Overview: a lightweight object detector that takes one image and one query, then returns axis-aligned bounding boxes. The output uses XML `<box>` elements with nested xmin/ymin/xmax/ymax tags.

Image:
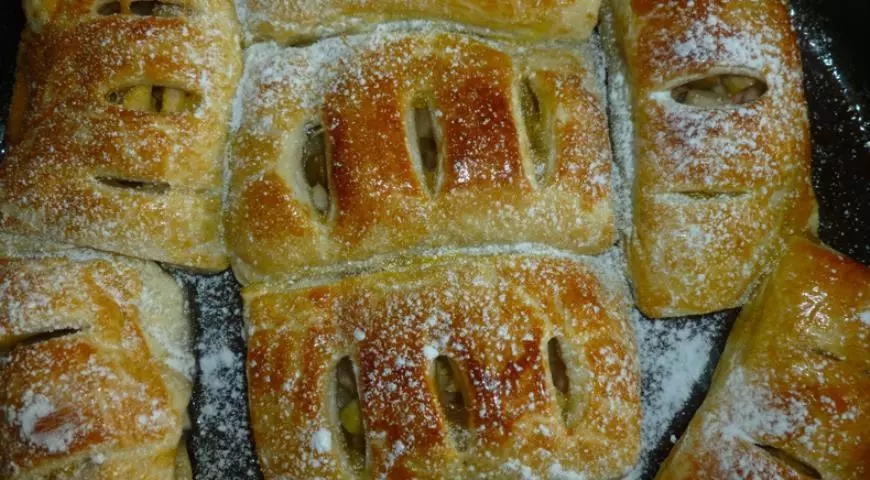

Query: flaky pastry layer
<box><xmin>1</xmin><ymin>4</ymin><xmax>242</xmax><ymax>271</ymax></box>
<box><xmin>228</xmin><ymin>31</ymin><xmax>616</xmax><ymax>284</ymax></box>
<box><xmin>238</xmin><ymin>0</ymin><xmax>601</xmax><ymax>45</ymax></box>
<box><xmin>603</xmin><ymin>0</ymin><xmax>816</xmax><ymax>317</ymax></box>
<box><xmin>0</xmin><ymin>248</ymin><xmax>193</xmax><ymax>479</ymax></box>
<box><xmin>245</xmin><ymin>254</ymin><xmax>640</xmax><ymax>479</ymax></box>
<box><xmin>657</xmin><ymin>237</ymin><xmax>870</xmax><ymax>479</ymax></box>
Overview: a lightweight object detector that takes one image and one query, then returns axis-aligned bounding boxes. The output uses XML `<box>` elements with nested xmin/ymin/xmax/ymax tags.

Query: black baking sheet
<box><xmin>1</xmin><ymin>0</ymin><xmax>868</xmax><ymax>478</ymax></box>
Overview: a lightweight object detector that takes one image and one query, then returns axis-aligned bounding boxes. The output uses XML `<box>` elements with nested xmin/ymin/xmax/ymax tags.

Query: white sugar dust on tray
<box><xmin>171</xmin><ymin>270</ymin><xmax>261</xmax><ymax>480</ymax></box>
<box><xmin>625</xmin><ymin>309</ymin><xmax>736</xmax><ymax>479</ymax></box>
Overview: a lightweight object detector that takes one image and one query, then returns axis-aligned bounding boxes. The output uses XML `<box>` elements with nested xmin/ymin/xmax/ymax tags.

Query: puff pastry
<box><xmin>245</xmin><ymin>253</ymin><xmax>640</xmax><ymax>479</ymax></box>
<box><xmin>228</xmin><ymin>31</ymin><xmax>615</xmax><ymax>284</ymax></box>
<box><xmin>1</xmin><ymin>1</ymin><xmax>242</xmax><ymax>271</ymax></box>
<box><xmin>603</xmin><ymin>0</ymin><xmax>816</xmax><ymax>317</ymax></box>
<box><xmin>21</xmin><ymin>0</ymin><xmax>236</xmax><ymax>33</ymax></box>
<box><xmin>657</xmin><ymin>236</ymin><xmax>870</xmax><ymax>479</ymax></box>
<box><xmin>237</xmin><ymin>0</ymin><xmax>601</xmax><ymax>45</ymax></box>
<box><xmin>0</xmin><ymin>245</ymin><xmax>194</xmax><ymax>478</ymax></box>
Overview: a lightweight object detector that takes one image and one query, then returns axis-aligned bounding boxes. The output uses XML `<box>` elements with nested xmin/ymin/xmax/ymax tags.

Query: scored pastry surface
<box><xmin>21</xmin><ymin>0</ymin><xmax>236</xmax><ymax>33</ymax></box>
<box><xmin>228</xmin><ymin>30</ymin><xmax>616</xmax><ymax>284</ymax></box>
<box><xmin>603</xmin><ymin>0</ymin><xmax>816</xmax><ymax>318</ymax></box>
<box><xmin>0</xmin><ymin>1</ymin><xmax>242</xmax><ymax>271</ymax></box>
<box><xmin>0</xmin><ymin>245</ymin><xmax>194</xmax><ymax>479</ymax></box>
<box><xmin>246</xmin><ymin>253</ymin><xmax>640</xmax><ymax>479</ymax></box>
<box><xmin>237</xmin><ymin>0</ymin><xmax>602</xmax><ymax>45</ymax></box>
<box><xmin>657</xmin><ymin>236</ymin><xmax>870</xmax><ymax>479</ymax></box>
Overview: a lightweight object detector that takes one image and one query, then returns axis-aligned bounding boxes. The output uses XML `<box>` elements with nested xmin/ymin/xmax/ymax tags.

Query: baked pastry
<box><xmin>0</xmin><ymin>242</ymin><xmax>194</xmax><ymax>479</ymax></box>
<box><xmin>602</xmin><ymin>0</ymin><xmax>817</xmax><ymax>317</ymax></box>
<box><xmin>245</xmin><ymin>253</ymin><xmax>640</xmax><ymax>479</ymax></box>
<box><xmin>227</xmin><ymin>31</ymin><xmax>616</xmax><ymax>284</ymax></box>
<box><xmin>246</xmin><ymin>253</ymin><xmax>638</xmax><ymax>478</ymax></box>
<box><xmin>656</xmin><ymin>236</ymin><xmax>870</xmax><ymax>479</ymax></box>
<box><xmin>237</xmin><ymin>0</ymin><xmax>602</xmax><ymax>45</ymax></box>
<box><xmin>20</xmin><ymin>0</ymin><xmax>234</xmax><ymax>33</ymax></box>
<box><xmin>0</xmin><ymin>0</ymin><xmax>242</xmax><ymax>271</ymax></box>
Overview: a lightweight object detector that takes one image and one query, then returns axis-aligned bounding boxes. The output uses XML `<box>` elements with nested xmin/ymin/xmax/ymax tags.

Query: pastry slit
<box><xmin>129</xmin><ymin>0</ymin><xmax>187</xmax><ymax>16</ymax></box>
<box><xmin>432</xmin><ymin>355</ymin><xmax>470</xmax><ymax>449</ymax></box>
<box><xmin>97</xmin><ymin>0</ymin><xmax>185</xmax><ymax>16</ymax></box>
<box><xmin>547</xmin><ymin>337</ymin><xmax>571</xmax><ymax>424</ymax></box>
<box><xmin>1</xmin><ymin>328</ymin><xmax>80</xmax><ymax>355</ymax></box>
<box><xmin>410</xmin><ymin>101</ymin><xmax>442</xmax><ymax>195</ymax></box>
<box><xmin>97</xmin><ymin>1</ymin><xmax>123</xmax><ymax>15</ymax></box>
<box><xmin>753</xmin><ymin>444</ymin><xmax>822</xmax><ymax>479</ymax></box>
<box><xmin>301</xmin><ymin>121</ymin><xmax>331</xmax><ymax>219</ymax></box>
<box><xmin>94</xmin><ymin>176</ymin><xmax>171</xmax><ymax>194</ymax></box>
<box><xmin>108</xmin><ymin>85</ymin><xmax>196</xmax><ymax>113</ymax></box>
<box><xmin>334</xmin><ymin>356</ymin><xmax>366</xmax><ymax>474</ymax></box>
<box><xmin>810</xmin><ymin>347</ymin><xmax>845</xmax><ymax>362</ymax></box>
<box><xmin>656</xmin><ymin>191</ymin><xmax>750</xmax><ymax>202</ymax></box>
<box><xmin>671</xmin><ymin>74</ymin><xmax>768</xmax><ymax>107</ymax></box>
<box><xmin>519</xmin><ymin>77</ymin><xmax>554</xmax><ymax>185</ymax></box>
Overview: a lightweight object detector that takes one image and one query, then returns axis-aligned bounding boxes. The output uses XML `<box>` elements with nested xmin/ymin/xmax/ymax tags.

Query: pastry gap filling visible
<box><xmin>671</xmin><ymin>74</ymin><xmax>768</xmax><ymax>107</ymax></box>
<box><xmin>94</xmin><ymin>176</ymin><xmax>171</xmax><ymax>194</ymax></box>
<box><xmin>97</xmin><ymin>0</ymin><xmax>187</xmax><ymax>16</ymax></box>
<box><xmin>301</xmin><ymin>121</ymin><xmax>331</xmax><ymax>219</ymax></box>
<box><xmin>753</xmin><ymin>444</ymin><xmax>822</xmax><ymax>479</ymax></box>
<box><xmin>334</xmin><ymin>356</ymin><xmax>366</xmax><ymax>474</ymax></box>
<box><xmin>107</xmin><ymin>85</ymin><xmax>198</xmax><ymax>114</ymax></box>
<box><xmin>432</xmin><ymin>355</ymin><xmax>471</xmax><ymax>449</ymax></box>
<box><xmin>519</xmin><ymin>77</ymin><xmax>554</xmax><ymax>184</ymax></box>
<box><xmin>547</xmin><ymin>337</ymin><xmax>571</xmax><ymax>424</ymax></box>
<box><xmin>409</xmin><ymin>100</ymin><xmax>442</xmax><ymax>195</ymax></box>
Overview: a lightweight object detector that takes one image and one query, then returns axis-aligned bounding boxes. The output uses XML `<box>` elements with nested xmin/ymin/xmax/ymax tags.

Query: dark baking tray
<box><xmin>1</xmin><ymin>1</ymin><xmax>868</xmax><ymax>478</ymax></box>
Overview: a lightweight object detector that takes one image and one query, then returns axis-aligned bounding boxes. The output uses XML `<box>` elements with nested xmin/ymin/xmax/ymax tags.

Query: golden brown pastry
<box><xmin>656</xmin><ymin>236</ymin><xmax>870</xmax><ymax>479</ymax></box>
<box><xmin>602</xmin><ymin>0</ymin><xmax>816</xmax><ymax>317</ymax></box>
<box><xmin>21</xmin><ymin>0</ymin><xmax>233</xmax><ymax>33</ymax></box>
<box><xmin>237</xmin><ymin>0</ymin><xmax>602</xmax><ymax>45</ymax></box>
<box><xmin>0</xmin><ymin>245</ymin><xmax>194</xmax><ymax>479</ymax></box>
<box><xmin>245</xmin><ymin>253</ymin><xmax>640</xmax><ymax>479</ymax></box>
<box><xmin>0</xmin><ymin>0</ymin><xmax>242</xmax><ymax>271</ymax></box>
<box><xmin>227</xmin><ymin>31</ymin><xmax>616</xmax><ymax>284</ymax></box>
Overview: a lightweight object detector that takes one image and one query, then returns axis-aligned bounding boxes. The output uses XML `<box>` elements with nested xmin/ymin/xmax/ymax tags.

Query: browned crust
<box><xmin>22</xmin><ymin>0</ymin><xmax>236</xmax><ymax>32</ymax></box>
<box><xmin>605</xmin><ymin>0</ymin><xmax>817</xmax><ymax>317</ymax></box>
<box><xmin>239</xmin><ymin>0</ymin><xmax>601</xmax><ymax>45</ymax></box>
<box><xmin>0</xmin><ymin>254</ymin><xmax>192</xmax><ymax>479</ymax></box>
<box><xmin>245</xmin><ymin>254</ymin><xmax>640</xmax><ymax>479</ymax></box>
<box><xmin>657</xmin><ymin>236</ymin><xmax>870</xmax><ymax>479</ymax></box>
<box><xmin>228</xmin><ymin>32</ymin><xmax>616</xmax><ymax>284</ymax></box>
<box><xmin>0</xmin><ymin>6</ymin><xmax>241</xmax><ymax>270</ymax></box>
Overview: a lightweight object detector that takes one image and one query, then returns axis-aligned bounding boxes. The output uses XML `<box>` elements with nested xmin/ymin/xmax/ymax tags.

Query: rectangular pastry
<box><xmin>237</xmin><ymin>0</ymin><xmax>602</xmax><ymax>45</ymax></box>
<box><xmin>656</xmin><ymin>236</ymin><xmax>870</xmax><ymax>479</ymax></box>
<box><xmin>0</xmin><ymin>244</ymin><xmax>194</xmax><ymax>478</ymax></box>
<box><xmin>0</xmin><ymin>1</ymin><xmax>242</xmax><ymax>271</ymax></box>
<box><xmin>245</xmin><ymin>253</ymin><xmax>640</xmax><ymax>479</ymax></box>
<box><xmin>602</xmin><ymin>0</ymin><xmax>817</xmax><ymax>317</ymax></box>
<box><xmin>227</xmin><ymin>31</ymin><xmax>616</xmax><ymax>284</ymax></box>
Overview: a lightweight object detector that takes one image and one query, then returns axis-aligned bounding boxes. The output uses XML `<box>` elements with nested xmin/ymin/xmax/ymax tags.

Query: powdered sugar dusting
<box><xmin>174</xmin><ymin>270</ymin><xmax>261</xmax><ymax>480</ymax></box>
<box><xmin>311</xmin><ymin>428</ymin><xmax>332</xmax><ymax>453</ymax></box>
<box><xmin>601</xmin><ymin>4</ymin><xmax>636</xmax><ymax>238</ymax></box>
<box><xmin>6</xmin><ymin>390</ymin><xmax>77</xmax><ymax>454</ymax></box>
<box><xmin>624</xmin><ymin>310</ymin><xmax>732</xmax><ymax>479</ymax></box>
<box><xmin>246</xmin><ymin>253</ymin><xmax>639</xmax><ymax>478</ymax></box>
